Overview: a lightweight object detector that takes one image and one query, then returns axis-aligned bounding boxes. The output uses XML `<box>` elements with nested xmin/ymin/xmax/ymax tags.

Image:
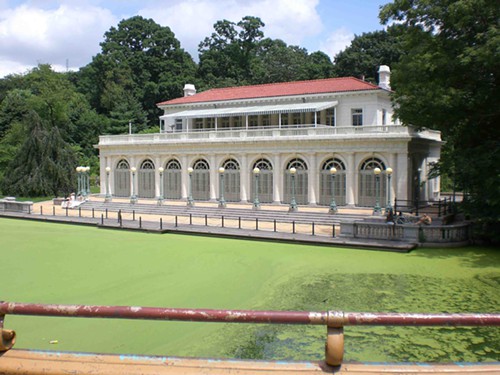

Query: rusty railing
<box><xmin>1</xmin><ymin>301</ymin><xmax>499</xmax><ymax>366</ymax></box>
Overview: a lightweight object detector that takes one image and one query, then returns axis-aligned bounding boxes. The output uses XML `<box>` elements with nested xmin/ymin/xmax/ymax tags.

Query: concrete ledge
<box><xmin>0</xmin><ymin>199</ymin><xmax>33</xmax><ymax>213</ymax></box>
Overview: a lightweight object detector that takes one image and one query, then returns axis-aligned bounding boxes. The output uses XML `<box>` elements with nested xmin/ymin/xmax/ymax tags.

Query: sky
<box><xmin>0</xmin><ymin>0</ymin><xmax>390</xmax><ymax>78</ymax></box>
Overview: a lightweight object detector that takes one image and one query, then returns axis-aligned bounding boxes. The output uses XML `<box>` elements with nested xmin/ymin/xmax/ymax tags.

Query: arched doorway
<box><xmin>358</xmin><ymin>158</ymin><xmax>387</xmax><ymax>207</ymax></box>
<box><xmin>138</xmin><ymin>159</ymin><xmax>155</xmax><ymax>198</ymax></box>
<box><xmin>251</xmin><ymin>158</ymin><xmax>273</xmax><ymax>203</ymax></box>
<box><xmin>114</xmin><ymin>159</ymin><xmax>130</xmax><ymax>197</ymax></box>
<box><xmin>319</xmin><ymin>158</ymin><xmax>346</xmax><ymax>206</ymax></box>
<box><xmin>165</xmin><ymin>159</ymin><xmax>182</xmax><ymax>199</ymax></box>
<box><xmin>192</xmin><ymin>159</ymin><xmax>210</xmax><ymax>201</ymax></box>
<box><xmin>283</xmin><ymin>158</ymin><xmax>308</xmax><ymax>204</ymax></box>
<box><xmin>222</xmin><ymin>159</ymin><xmax>240</xmax><ymax>202</ymax></box>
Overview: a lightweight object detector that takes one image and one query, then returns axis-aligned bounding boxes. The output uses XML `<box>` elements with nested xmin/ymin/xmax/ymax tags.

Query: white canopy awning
<box><xmin>161</xmin><ymin>101</ymin><xmax>338</xmax><ymax>120</ymax></box>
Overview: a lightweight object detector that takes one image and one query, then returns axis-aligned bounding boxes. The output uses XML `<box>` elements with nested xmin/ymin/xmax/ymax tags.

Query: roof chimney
<box><xmin>378</xmin><ymin>65</ymin><xmax>391</xmax><ymax>90</ymax></box>
<box><xmin>183</xmin><ymin>84</ymin><xmax>196</xmax><ymax>97</ymax></box>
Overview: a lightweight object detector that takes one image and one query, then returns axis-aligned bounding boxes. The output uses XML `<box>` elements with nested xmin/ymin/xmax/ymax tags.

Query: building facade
<box><xmin>97</xmin><ymin>66</ymin><xmax>442</xmax><ymax>208</ymax></box>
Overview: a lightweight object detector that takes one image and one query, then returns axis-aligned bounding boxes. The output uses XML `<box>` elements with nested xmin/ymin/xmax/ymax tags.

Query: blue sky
<box><xmin>0</xmin><ymin>0</ymin><xmax>390</xmax><ymax>77</ymax></box>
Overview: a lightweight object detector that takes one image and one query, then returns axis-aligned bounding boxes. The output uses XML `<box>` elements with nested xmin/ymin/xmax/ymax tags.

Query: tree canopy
<box><xmin>380</xmin><ymin>0</ymin><xmax>499</xmax><ymax>240</ymax></box>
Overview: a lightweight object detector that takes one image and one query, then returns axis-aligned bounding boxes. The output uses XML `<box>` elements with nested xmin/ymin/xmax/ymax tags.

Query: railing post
<box><xmin>293</xmin><ymin>220</ymin><xmax>295</xmax><ymax>234</ymax></box>
<box><xmin>100</xmin><ymin>213</ymin><xmax>103</xmax><ymax>225</ymax></box>
<box><xmin>66</xmin><ymin>206</ymin><xmax>68</xmax><ymax>217</ymax></box>
<box><xmin>256</xmin><ymin>218</ymin><xmax>258</xmax><ymax>231</ymax></box>
<box><xmin>40</xmin><ymin>206</ymin><xmax>42</xmax><ymax>215</ymax></box>
<box><xmin>205</xmin><ymin>214</ymin><xmax>208</xmax><ymax>226</ymax></box>
<box><xmin>53</xmin><ymin>206</ymin><xmax>55</xmax><ymax>216</ymax></box>
<box><xmin>139</xmin><ymin>217</ymin><xmax>142</xmax><ymax>229</ymax></box>
<box><xmin>238</xmin><ymin>217</ymin><xmax>241</xmax><ymax>229</ymax></box>
<box><xmin>133</xmin><ymin>210</ymin><xmax>135</xmax><ymax>221</ymax></box>
<box><xmin>332</xmin><ymin>224</ymin><xmax>335</xmax><ymax>238</ymax></box>
<box><xmin>79</xmin><ymin>207</ymin><xmax>81</xmax><ymax>217</ymax></box>
<box><xmin>105</xmin><ymin>208</ymin><xmax>108</xmax><ymax>219</ymax></box>
<box><xmin>190</xmin><ymin>213</ymin><xmax>192</xmax><ymax>225</ymax></box>
<box><xmin>274</xmin><ymin>219</ymin><xmax>276</xmax><ymax>232</ymax></box>
<box><xmin>160</xmin><ymin>217</ymin><xmax>163</xmax><ymax>230</ymax></box>
<box><xmin>92</xmin><ymin>208</ymin><xmax>95</xmax><ymax>218</ymax></box>
<box><xmin>312</xmin><ymin>222</ymin><xmax>315</xmax><ymax>236</ymax></box>
<box><xmin>222</xmin><ymin>216</ymin><xmax>224</xmax><ymax>228</ymax></box>
<box><xmin>175</xmin><ymin>216</ymin><xmax>178</xmax><ymax>227</ymax></box>
<box><xmin>325</xmin><ymin>311</ymin><xmax>344</xmax><ymax>366</ymax></box>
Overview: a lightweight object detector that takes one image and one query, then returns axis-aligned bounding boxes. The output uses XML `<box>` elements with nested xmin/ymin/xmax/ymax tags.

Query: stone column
<box><xmin>308</xmin><ymin>152</ymin><xmax>317</xmax><ymax>204</ymax></box>
<box><xmin>154</xmin><ymin>155</ymin><xmax>162</xmax><ymax>198</ymax></box>
<box><xmin>240</xmin><ymin>154</ymin><xmax>248</xmax><ymax>202</ymax></box>
<box><xmin>273</xmin><ymin>153</ymin><xmax>282</xmax><ymax>203</ymax></box>
<box><xmin>209</xmin><ymin>154</ymin><xmax>217</xmax><ymax>201</ymax></box>
<box><xmin>181</xmin><ymin>155</ymin><xmax>189</xmax><ymax>199</ymax></box>
<box><xmin>345</xmin><ymin>152</ymin><xmax>356</xmax><ymax>206</ymax></box>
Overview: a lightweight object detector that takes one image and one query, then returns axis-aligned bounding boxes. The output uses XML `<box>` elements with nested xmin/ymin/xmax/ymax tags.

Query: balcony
<box><xmin>98</xmin><ymin>124</ymin><xmax>441</xmax><ymax>147</ymax></box>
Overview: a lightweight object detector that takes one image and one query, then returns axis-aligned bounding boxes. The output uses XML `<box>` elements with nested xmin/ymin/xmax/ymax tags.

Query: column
<box><xmin>396</xmin><ymin>152</ymin><xmax>409</xmax><ymax>201</ymax></box>
<box><xmin>308</xmin><ymin>152</ymin><xmax>317</xmax><ymax>205</ymax></box>
<box><xmin>388</xmin><ymin>153</ymin><xmax>397</xmax><ymax>207</ymax></box>
<box><xmin>240</xmin><ymin>154</ymin><xmax>249</xmax><ymax>202</ymax></box>
<box><xmin>209</xmin><ymin>154</ymin><xmax>217</xmax><ymax>201</ymax></box>
<box><xmin>154</xmin><ymin>156</ymin><xmax>162</xmax><ymax>198</ymax></box>
<box><xmin>273</xmin><ymin>153</ymin><xmax>282</xmax><ymax>203</ymax></box>
<box><xmin>181</xmin><ymin>155</ymin><xmax>189</xmax><ymax>199</ymax></box>
<box><xmin>345</xmin><ymin>152</ymin><xmax>356</xmax><ymax>206</ymax></box>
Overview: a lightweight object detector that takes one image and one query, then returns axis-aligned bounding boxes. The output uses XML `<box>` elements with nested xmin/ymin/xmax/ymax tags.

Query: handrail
<box><xmin>1</xmin><ymin>302</ymin><xmax>499</xmax><ymax>366</ymax></box>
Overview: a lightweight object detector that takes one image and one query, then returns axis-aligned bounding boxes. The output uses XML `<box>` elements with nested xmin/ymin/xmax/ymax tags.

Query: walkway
<box><xmin>1</xmin><ymin>197</ymin><xmax>417</xmax><ymax>252</ymax></box>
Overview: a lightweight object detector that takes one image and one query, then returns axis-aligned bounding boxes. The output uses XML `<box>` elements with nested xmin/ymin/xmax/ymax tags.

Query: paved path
<box><xmin>1</xmin><ymin>197</ymin><xmax>416</xmax><ymax>252</ymax></box>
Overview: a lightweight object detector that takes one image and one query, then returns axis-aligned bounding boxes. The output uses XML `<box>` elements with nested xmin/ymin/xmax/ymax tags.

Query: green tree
<box><xmin>78</xmin><ymin>16</ymin><xmax>196</xmax><ymax>128</ymax></box>
<box><xmin>380</xmin><ymin>0</ymin><xmax>500</xmax><ymax>241</ymax></box>
<box><xmin>333</xmin><ymin>28</ymin><xmax>404</xmax><ymax>84</ymax></box>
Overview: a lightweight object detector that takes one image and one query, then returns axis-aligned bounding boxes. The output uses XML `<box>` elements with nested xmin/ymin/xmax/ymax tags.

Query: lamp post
<box><xmin>105</xmin><ymin>166</ymin><xmax>112</xmax><ymax>202</ymax></box>
<box><xmin>385</xmin><ymin>167</ymin><xmax>393</xmax><ymax>213</ymax></box>
<box><xmin>218</xmin><ymin>167</ymin><xmax>226</xmax><ymax>208</ymax></box>
<box><xmin>329</xmin><ymin>167</ymin><xmax>338</xmax><ymax>214</ymax></box>
<box><xmin>253</xmin><ymin>167</ymin><xmax>260</xmax><ymax>210</ymax></box>
<box><xmin>289</xmin><ymin>167</ymin><xmax>298</xmax><ymax>212</ymax></box>
<box><xmin>76</xmin><ymin>166</ymin><xmax>83</xmax><ymax>196</ymax></box>
<box><xmin>157</xmin><ymin>167</ymin><xmax>164</xmax><ymax>206</ymax></box>
<box><xmin>83</xmin><ymin>166</ymin><xmax>90</xmax><ymax>199</ymax></box>
<box><xmin>416</xmin><ymin>167</ymin><xmax>422</xmax><ymax>215</ymax></box>
<box><xmin>187</xmin><ymin>167</ymin><xmax>194</xmax><ymax>207</ymax></box>
<box><xmin>373</xmin><ymin>167</ymin><xmax>382</xmax><ymax>215</ymax></box>
<box><xmin>130</xmin><ymin>167</ymin><xmax>137</xmax><ymax>204</ymax></box>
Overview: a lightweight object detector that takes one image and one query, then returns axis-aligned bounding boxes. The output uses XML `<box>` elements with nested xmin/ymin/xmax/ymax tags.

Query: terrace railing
<box><xmin>98</xmin><ymin>125</ymin><xmax>441</xmax><ymax>146</ymax></box>
<box><xmin>1</xmin><ymin>301</ymin><xmax>499</xmax><ymax>368</ymax></box>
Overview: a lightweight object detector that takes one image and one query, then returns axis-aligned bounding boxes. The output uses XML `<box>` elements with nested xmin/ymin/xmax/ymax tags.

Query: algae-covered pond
<box><xmin>1</xmin><ymin>218</ymin><xmax>499</xmax><ymax>362</ymax></box>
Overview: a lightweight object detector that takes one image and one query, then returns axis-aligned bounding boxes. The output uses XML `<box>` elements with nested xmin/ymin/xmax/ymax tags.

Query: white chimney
<box><xmin>183</xmin><ymin>84</ymin><xmax>196</xmax><ymax>97</ymax></box>
<box><xmin>378</xmin><ymin>65</ymin><xmax>391</xmax><ymax>90</ymax></box>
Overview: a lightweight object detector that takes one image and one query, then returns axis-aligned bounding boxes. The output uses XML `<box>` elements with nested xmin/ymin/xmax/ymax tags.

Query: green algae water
<box><xmin>1</xmin><ymin>218</ymin><xmax>499</xmax><ymax>362</ymax></box>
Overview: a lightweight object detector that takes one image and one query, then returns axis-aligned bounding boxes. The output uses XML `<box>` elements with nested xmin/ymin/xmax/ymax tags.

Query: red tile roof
<box><xmin>158</xmin><ymin>77</ymin><xmax>380</xmax><ymax>106</ymax></box>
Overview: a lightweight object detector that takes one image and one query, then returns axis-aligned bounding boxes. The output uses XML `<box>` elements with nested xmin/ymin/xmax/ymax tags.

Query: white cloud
<box><xmin>319</xmin><ymin>27</ymin><xmax>354</xmax><ymax>60</ymax></box>
<box><xmin>139</xmin><ymin>0</ymin><xmax>322</xmax><ymax>58</ymax></box>
<box><xmin>0</xmin><ymin>3</ymin><xmax>117</xmax><ymax>76</ymax></box>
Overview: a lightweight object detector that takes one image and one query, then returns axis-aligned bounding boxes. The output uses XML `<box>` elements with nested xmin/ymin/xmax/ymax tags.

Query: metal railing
<box><xmin>1</xmin><ymin>302</ymin><xmax>499</xmax><ymax>366</ymax></box>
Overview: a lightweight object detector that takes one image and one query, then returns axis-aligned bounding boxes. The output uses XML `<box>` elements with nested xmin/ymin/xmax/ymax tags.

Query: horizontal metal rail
<box><xmin>1</xmin><ymin>302</ymin><xmax>499</xmax><ymax>326</ymax></box>
<box><xmin>1</xmin><ymin>302</ymin><xmax>499</xmax><ymax>367</ymax></box>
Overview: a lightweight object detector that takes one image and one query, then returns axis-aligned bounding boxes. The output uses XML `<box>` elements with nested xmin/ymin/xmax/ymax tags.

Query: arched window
<box><xmin>319</xmin><ymin>158</ymin><xmax>346</xmax><ymax>206</ymax></box>
<box><xmin>251</xmin><ymin>158</ymin><xmax>273</xmax><ymax>203</ymax></box>
<box><xmin>358</xmin><ymin>158</ymin><xmax>387</xmax><ymax>207</ymax></box>
<box><xmin>165</xmin><ymin>159</ymin><xmax>182</xmax><ymax>199</ymax></box>
<box><xmin>283</xmin><ymin>158</ymin><xmax>308</xmax><ymax>204</ymax></box>
<box><xmin>221</xmin><ymin>159</ymin><xmax>240</xmax><ymax>202</ymax></box>
<box><xmin>114</xmin><ymin>159</ymin><xmax>130</xmax><ymax>197</ymax></box>
<box><xmin>138</xmin><ymin>159</ymin><xmax>155</xmax><ymax>198</ymax></box>
<box><xmin>192</xmin><ymin>159</ymin><xmax>210</xmax><ymax>200</ymax></box>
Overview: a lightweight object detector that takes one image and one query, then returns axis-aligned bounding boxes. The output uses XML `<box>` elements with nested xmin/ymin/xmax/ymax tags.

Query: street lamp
<box><xmin>187</xmin><ymin>167</ymin><xmax>194</xmax><ymax>207</ymax></box>
<box><xmin>76</xmin><ymin>166</ymin><xmax>83</xmax><ymax>197</ymax></box>
<box><xmin>83</xmin><ymin>166</ymin><xmax>90</xmax><ymax>199</ymax></box>
<box><xmin>289</xmin><ymin>167</ymin><xmax>298</xmax><ymax>212</ymax></box>
<box><xmin>373</xmin><ymin>167</ymin><xmax>382</xmax><ymax>214</ymax></box>
<box><xmin>130</xmin><ymin>166</ymin><xmax>137</xmax><ymax>204</ymax></box>
<box><xmin>158</xmin><ymin>167</ymin><xmax>164</xmax><ymax>206</ymax></box>
<box><xmin>253</xmin><ymin>167</ymin><xmax>260</xmax><ymax>210</ymax></box>
<box><xmin>105</xmin><ymin>166</ymin><xmax>112</xmax><ymax>202</ymax></box>
<box><xmin>385</xmin><ymin>167</ymin><xmax>393</xmax><ymax>213</ymax></box>
<box><xmin>329</xmin><ymin>167</ymin><xmax>338</xmax><ymax>214</ymax></box>
<box><xmin>218</xmin><ymin>167</ymin><xmax>226</xmax><ymax>208</ymax></box>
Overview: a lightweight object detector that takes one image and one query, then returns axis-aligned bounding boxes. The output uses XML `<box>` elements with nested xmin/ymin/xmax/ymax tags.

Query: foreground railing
<box><xmin>1</xmin><ymin>302</ymin><xmax>499</xmax><ymax>367</ymax></box>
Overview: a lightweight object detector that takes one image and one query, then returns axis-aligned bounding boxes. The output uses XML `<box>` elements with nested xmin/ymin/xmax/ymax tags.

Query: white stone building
<box><xmin>97</xmin><ymin>66</ymin><xmax>442</xmax><ymax>208</ymax></box>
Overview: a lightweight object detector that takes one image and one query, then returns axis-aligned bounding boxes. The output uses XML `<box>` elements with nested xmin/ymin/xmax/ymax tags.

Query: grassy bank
<box><xmin>1</xmin><ymin>218</ymin><xmax>498</xmax><ymax>362</ymax></box>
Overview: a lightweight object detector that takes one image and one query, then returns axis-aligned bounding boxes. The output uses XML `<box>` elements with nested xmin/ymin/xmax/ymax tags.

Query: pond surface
<box><xmin>1</xmin><ymin>218</ymin><xmax>499</xmax><ymax>362</ymax></box>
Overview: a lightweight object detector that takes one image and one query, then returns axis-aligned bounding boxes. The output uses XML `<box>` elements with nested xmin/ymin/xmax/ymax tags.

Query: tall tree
<box><xmin>333</xmin><ymin>28</ymin><xmax>404</xmax><ymax>84</ymax></box>
<box><xmin>77</xmin><ymin>16</ymin><xmax>196</xmax><ymax>128</ymax></box>
<box><xmin>380</xmin><ymin>0</ymin><xmax>499</xmax><ymax>240</ymax></box>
